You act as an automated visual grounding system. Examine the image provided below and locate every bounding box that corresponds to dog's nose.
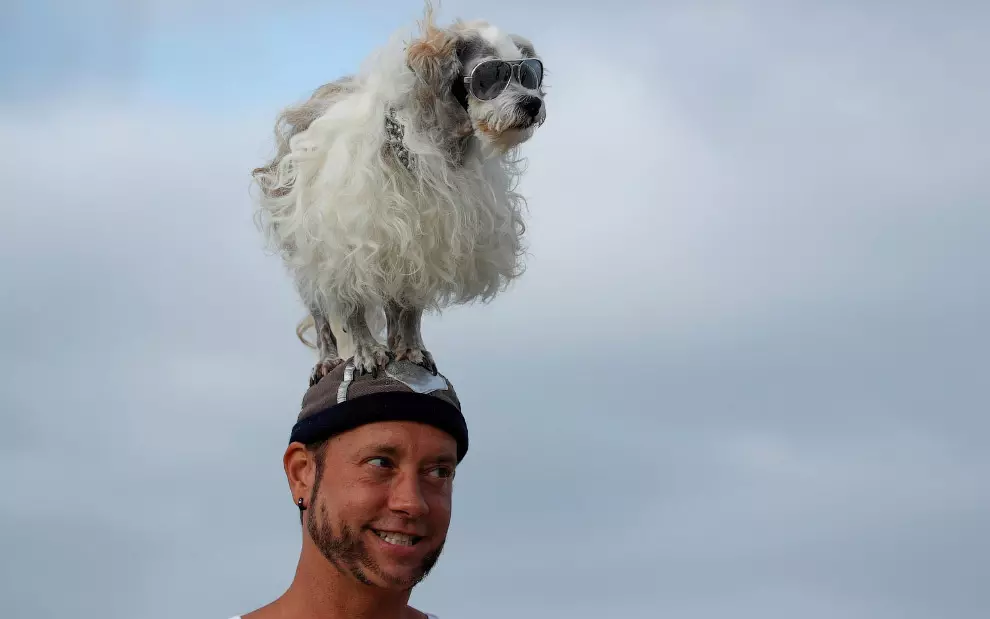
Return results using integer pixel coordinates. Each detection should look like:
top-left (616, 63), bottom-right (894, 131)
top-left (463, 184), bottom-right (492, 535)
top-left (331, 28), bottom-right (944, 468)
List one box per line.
top-left (518, 95), bottom-right (542, 118)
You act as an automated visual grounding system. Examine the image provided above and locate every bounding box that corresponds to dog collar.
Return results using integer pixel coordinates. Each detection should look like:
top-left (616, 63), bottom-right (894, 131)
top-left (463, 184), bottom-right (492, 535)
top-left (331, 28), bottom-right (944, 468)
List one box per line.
top-left (384, 107), bottom-right (473, 170)
top-left (384, 107), bottom-right (413, 172)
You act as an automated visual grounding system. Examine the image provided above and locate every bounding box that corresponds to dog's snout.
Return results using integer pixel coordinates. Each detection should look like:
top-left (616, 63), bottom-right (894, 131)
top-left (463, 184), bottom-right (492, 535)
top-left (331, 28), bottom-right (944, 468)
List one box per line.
top-left (518, 95), bottom-right (542, 118)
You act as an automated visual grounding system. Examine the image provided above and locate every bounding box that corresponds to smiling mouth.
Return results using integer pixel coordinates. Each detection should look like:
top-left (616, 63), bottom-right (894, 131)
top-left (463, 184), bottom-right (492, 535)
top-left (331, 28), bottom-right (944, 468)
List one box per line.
top-left (372, 529), bottom-right (424, 547)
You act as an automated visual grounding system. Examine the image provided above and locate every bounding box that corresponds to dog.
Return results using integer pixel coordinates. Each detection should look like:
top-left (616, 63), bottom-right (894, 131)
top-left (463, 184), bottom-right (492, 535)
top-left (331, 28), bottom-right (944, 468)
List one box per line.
top-left (251, 6), bottom-right (547, 384)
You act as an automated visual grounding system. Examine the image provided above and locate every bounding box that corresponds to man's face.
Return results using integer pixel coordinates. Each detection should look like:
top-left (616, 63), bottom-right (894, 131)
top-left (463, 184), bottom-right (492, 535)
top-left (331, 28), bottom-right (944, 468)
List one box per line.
top-left (305, 421), bottom-right (458, 590)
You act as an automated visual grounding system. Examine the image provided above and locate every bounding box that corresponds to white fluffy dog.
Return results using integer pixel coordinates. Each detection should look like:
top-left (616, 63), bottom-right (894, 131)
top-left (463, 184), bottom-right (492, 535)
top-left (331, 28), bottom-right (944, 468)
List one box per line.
top-left (251, 7), bottom-right (547, 383)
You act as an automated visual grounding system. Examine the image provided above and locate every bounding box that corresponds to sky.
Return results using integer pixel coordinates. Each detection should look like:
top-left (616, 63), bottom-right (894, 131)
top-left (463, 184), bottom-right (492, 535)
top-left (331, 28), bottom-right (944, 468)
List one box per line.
top-left (1, 1), bottom-right (989, 618)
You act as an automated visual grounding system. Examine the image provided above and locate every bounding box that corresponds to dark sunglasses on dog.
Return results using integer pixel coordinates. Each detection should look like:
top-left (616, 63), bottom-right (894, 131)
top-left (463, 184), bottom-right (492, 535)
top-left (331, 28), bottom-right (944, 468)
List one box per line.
top-left (464, 58), bottom-right (544, 101)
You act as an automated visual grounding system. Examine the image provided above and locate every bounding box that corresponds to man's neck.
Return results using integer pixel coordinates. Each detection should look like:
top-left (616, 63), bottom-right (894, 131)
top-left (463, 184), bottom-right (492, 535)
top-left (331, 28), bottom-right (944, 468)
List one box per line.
top-left (243, 545), bottom-right (424, 619)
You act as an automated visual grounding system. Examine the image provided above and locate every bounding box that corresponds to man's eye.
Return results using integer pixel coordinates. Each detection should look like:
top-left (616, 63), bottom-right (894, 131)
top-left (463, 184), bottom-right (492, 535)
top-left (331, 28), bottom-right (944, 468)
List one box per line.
top-left (429, 466), bottom-right (454, 479)
top-left (368, 457), bottom-right (393, 468)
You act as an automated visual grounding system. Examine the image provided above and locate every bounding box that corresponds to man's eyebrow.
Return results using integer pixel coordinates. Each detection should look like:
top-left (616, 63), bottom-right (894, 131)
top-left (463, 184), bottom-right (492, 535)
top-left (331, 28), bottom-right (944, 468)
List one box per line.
top-left (431, 453), bottom-right (457, 467)
top-left (357, 444), bottom-right (457, 466)
top-left (361, 444), bottom-right (402, 457)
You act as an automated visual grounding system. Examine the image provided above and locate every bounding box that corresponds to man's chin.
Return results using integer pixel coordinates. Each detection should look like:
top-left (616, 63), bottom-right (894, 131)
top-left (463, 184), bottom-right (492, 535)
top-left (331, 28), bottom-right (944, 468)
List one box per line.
top-left (362, 564), bottom-right (433, 591)
top-left (363, 528), bottom-right (443, 588)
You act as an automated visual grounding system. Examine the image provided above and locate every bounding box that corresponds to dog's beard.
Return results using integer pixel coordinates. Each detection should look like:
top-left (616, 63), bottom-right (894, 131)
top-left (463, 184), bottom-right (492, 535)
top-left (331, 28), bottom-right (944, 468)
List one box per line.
top-left (470, 100), bottom-right (542, 154)
top-left (306, 501), bottom-right (444, 589)
top-left (475, 123), bottom-right (536, 155)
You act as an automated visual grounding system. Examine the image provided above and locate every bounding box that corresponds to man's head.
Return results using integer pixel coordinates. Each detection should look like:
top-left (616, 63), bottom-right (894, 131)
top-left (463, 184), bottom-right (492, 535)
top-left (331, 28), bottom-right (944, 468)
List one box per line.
top-left (285, 420), bottom-right (457, 589)
top-left (283, 359), bottom-right (468, 591)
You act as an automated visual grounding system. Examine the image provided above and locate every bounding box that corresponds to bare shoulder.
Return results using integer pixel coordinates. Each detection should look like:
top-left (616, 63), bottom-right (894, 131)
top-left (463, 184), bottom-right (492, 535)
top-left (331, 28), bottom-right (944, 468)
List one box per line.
top-left (407, 606), bottom-right (439, 619)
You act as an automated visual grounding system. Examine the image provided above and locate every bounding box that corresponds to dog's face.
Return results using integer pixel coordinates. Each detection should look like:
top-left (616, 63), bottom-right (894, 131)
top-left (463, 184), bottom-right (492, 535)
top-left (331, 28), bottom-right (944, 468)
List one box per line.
top-left (407, 18), bottom-right (547, 154)
top-left (456, 24), bottom-right (547, 152)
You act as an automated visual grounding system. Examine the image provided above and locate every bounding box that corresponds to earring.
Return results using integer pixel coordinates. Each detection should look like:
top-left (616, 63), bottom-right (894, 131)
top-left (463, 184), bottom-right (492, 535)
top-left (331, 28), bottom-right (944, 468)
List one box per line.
top-left (297, 497), bottom-right (305, 510)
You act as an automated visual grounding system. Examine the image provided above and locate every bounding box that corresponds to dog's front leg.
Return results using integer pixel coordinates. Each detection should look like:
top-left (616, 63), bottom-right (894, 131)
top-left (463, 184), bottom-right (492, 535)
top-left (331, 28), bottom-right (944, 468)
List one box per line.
top-left (308, 308), bottom-right (343, 386)
top-left (385, 300), bottom-right (436, 374)
top-left (346, 307), bottom-right (392, 375)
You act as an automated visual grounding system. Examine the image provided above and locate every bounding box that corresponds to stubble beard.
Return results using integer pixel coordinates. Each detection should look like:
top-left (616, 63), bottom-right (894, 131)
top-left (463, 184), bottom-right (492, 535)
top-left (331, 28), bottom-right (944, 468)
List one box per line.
top-left (306, 500), bottom-right (445, 590)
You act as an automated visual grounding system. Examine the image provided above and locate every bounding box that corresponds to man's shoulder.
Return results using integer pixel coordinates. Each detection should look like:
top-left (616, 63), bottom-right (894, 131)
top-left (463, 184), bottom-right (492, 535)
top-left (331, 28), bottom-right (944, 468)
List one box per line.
top-left (228, 613), bottom-right (440, 616)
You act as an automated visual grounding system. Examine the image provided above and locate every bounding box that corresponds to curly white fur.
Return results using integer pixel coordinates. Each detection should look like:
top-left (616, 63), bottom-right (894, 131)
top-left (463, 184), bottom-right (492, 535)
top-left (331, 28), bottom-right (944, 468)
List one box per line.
top-left (252, 7), bottom-right (545, 376)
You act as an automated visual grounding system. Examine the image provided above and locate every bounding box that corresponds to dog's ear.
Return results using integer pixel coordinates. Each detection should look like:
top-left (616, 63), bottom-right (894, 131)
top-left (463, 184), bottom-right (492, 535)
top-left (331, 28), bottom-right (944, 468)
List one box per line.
top-left (509, 34), bottom-right (537, 59)
top-left (406, 11), bottom-right (466, 104)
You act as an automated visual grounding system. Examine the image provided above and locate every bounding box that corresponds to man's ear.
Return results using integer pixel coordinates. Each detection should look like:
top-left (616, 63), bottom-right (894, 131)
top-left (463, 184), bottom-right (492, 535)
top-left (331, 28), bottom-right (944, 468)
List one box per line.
top-left (284, 442), bottom-right (317, 506)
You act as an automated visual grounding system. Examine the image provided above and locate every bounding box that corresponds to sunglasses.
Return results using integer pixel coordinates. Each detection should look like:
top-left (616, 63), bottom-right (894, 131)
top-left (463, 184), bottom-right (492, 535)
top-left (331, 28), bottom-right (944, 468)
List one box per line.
top-left (464, 58), bottom-right (544, 101)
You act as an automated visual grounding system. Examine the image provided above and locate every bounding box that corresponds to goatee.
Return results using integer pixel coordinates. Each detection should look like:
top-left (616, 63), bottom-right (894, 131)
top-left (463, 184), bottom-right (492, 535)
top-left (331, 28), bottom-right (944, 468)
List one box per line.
top-left (307, 503), bottom-right (444, 588)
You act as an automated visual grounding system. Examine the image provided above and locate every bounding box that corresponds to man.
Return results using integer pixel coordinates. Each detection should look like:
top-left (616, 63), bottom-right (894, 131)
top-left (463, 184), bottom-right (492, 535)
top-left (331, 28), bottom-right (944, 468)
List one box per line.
top-left (230, 359), bottom-right (469, 619)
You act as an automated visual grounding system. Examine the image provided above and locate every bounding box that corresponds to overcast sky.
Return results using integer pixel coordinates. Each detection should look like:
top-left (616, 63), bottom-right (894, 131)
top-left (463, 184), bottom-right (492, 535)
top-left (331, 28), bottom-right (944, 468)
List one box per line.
top-left (2, 1), bottom-right (988, 618)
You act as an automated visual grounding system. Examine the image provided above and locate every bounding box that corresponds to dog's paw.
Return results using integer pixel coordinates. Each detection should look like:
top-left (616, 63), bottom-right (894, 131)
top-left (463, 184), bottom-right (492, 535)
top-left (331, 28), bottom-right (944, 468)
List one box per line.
top-left (396, 347), bottom-right (437, 375)
top-left (353, 341), bottom-right (393, 376)
top-left (309, 357), bottom-right (344, 387)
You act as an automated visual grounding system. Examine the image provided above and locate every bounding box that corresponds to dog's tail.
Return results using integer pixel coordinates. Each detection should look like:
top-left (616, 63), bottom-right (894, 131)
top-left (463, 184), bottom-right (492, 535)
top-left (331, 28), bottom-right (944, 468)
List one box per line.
top-left (296, 315), bottom-right (318, 349)
top-left (294, 312), bottom-right (366, 361)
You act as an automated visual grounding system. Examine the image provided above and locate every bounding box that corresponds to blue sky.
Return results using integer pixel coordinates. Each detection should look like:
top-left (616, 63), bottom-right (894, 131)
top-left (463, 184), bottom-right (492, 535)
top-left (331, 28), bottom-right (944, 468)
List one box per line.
top-left (2, 2), bottom-right (989, 619)
top-left (2, 2), bottom-right (398, 108)
top-left (137, 9), bottom-right (381, 106)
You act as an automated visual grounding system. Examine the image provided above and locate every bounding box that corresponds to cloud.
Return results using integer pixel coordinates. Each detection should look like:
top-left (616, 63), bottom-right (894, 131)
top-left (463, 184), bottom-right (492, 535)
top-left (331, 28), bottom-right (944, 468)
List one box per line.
top-left (2, 2), bottom-right (989, 619)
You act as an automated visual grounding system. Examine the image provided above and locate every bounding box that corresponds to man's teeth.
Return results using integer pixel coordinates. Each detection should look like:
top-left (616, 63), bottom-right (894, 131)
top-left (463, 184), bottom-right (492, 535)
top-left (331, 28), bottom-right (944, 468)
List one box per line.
top-left (374, 530), bottom-right (418, 546)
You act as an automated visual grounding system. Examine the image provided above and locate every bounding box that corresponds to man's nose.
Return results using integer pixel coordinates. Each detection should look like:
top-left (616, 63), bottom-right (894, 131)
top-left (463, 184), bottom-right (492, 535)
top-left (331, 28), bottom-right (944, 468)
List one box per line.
top-left (388, 471), bottom-right (429, 517)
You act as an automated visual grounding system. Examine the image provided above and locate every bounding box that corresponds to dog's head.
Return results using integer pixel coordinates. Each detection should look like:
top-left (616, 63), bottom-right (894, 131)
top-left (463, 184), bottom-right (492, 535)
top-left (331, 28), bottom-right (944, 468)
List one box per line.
top-left (406, 12), bottom-right (547, 155)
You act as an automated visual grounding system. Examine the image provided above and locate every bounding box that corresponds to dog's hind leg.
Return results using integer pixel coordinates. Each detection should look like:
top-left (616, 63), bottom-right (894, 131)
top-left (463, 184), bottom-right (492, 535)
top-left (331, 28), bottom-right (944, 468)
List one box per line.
top-left (385, 300), bottom-right (437, 375)
top-left (347, 307), bottom-right (393, 376)
top-left (386, 300), bottom-right (402, 353)
top-left (308, 307), bottom-right (344, 386)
